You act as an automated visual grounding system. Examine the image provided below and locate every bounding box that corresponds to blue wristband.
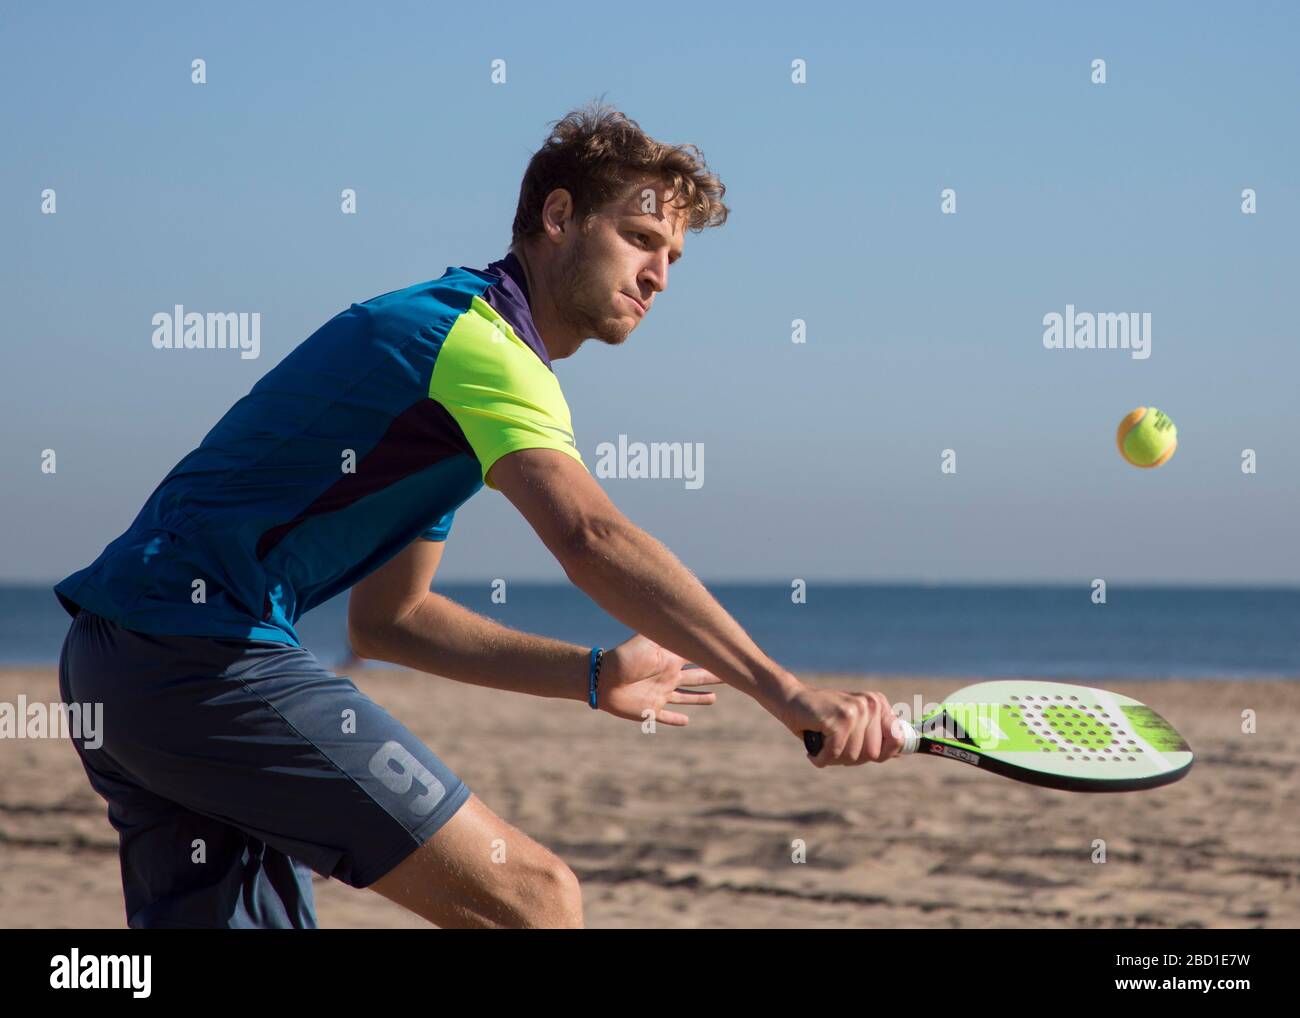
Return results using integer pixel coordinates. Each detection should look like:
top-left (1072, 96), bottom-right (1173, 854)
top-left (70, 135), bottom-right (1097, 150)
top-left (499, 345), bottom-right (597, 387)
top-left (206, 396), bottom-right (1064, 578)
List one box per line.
top-left (587, 647), bottom-right (604, 709)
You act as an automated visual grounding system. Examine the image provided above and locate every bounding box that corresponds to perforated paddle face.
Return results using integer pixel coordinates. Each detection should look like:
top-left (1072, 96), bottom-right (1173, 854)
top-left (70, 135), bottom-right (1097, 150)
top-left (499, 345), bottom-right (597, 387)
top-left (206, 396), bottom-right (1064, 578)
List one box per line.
top-left (917, 680), bottom-right (1193, 792)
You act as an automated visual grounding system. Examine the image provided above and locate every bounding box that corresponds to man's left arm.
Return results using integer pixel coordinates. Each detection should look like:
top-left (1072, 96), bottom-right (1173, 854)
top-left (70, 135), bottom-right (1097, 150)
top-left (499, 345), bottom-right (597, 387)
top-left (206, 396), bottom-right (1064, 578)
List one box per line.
top-left (347, 538), bottom-right (593, 702)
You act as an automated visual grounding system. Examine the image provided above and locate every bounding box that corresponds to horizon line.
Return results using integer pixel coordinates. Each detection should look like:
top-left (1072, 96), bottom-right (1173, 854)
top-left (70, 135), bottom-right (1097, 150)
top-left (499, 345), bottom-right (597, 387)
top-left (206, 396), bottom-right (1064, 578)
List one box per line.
top-left (4, 578), bottom-right (1299, 592)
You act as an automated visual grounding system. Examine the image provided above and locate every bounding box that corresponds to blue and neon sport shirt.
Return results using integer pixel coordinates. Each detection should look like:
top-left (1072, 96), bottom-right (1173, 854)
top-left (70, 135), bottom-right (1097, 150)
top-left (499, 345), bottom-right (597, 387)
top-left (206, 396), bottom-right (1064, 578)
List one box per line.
top-left (54, 253), bottom-right (585, 646)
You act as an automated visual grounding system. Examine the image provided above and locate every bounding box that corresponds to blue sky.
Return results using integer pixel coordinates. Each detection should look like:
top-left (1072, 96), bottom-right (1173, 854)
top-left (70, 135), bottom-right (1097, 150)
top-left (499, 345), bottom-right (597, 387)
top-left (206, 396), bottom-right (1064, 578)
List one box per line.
top-left (3, 1), bottom-right (1297, 584)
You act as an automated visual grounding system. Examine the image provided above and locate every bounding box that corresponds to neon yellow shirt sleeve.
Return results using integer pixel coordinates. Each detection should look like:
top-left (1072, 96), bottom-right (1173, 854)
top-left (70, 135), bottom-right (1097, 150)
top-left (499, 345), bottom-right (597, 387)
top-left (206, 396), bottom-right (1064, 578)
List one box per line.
top-left (428, 295), bottom-right (586, 490)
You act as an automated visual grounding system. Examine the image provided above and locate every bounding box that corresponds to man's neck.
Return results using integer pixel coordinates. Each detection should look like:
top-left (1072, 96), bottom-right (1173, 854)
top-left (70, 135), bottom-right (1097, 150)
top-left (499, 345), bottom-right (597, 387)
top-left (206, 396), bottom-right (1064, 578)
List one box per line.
top-left (510, 244), bottom-right (582, 361)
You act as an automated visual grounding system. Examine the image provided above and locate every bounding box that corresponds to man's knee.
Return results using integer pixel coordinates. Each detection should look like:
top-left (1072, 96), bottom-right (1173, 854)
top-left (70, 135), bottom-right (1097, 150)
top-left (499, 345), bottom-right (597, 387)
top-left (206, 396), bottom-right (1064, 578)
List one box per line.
top-left (509, 851), bottom-right (583, 928)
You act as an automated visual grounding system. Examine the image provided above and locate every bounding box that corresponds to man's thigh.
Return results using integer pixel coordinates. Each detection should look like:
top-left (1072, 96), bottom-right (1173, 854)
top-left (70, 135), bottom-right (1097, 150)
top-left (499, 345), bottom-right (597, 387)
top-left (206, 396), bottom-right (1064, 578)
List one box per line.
top-left (368, 793), bottom-right (583, 929)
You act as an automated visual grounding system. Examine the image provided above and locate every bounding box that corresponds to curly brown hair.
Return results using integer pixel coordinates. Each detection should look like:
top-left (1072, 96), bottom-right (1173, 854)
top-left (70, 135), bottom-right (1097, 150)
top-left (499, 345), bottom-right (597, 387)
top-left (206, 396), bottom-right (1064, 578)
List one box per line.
top-left (510, 100), bottom-right (729, 249)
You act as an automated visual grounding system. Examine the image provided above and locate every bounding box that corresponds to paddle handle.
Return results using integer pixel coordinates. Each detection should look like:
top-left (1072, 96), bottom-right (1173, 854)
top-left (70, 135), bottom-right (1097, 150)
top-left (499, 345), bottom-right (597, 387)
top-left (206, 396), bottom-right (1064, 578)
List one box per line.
top-left (803, 717), bottom-right (921, 758)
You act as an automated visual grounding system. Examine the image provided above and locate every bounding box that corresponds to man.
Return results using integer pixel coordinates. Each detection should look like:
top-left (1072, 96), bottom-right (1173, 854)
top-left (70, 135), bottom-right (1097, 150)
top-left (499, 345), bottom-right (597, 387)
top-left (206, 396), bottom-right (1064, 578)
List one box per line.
top-left (55, 103), bottom-right (902, 929)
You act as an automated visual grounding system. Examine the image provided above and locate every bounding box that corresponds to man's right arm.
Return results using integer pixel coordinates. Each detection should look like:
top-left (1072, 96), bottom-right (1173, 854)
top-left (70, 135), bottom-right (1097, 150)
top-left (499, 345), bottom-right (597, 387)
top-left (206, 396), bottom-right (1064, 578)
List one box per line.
top-left (487, 446), bottom-right (903, 766)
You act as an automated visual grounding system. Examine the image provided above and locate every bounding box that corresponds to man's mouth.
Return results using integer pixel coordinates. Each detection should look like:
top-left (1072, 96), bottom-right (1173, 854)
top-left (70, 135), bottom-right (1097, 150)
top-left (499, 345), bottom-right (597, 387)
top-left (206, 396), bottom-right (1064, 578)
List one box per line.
top-left (622, 292), bottom-right (647, 317)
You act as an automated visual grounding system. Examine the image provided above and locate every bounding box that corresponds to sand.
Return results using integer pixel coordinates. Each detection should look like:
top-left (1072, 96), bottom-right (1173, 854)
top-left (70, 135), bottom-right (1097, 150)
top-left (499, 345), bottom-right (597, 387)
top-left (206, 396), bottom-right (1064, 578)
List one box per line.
top-left (1, 666), bottom-right (1295, 928)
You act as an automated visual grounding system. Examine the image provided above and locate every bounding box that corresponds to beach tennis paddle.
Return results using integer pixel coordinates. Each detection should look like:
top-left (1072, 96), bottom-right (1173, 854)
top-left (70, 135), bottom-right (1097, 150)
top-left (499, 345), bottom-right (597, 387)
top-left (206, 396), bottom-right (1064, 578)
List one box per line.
top-left (802, 679), bottom-right (1193, 792)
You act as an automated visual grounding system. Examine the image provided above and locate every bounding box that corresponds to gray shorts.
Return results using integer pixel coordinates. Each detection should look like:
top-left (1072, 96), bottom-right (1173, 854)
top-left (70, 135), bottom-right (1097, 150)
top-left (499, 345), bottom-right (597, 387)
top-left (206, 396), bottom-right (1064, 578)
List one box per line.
top-left (57, 609), bottom-right (471, 928)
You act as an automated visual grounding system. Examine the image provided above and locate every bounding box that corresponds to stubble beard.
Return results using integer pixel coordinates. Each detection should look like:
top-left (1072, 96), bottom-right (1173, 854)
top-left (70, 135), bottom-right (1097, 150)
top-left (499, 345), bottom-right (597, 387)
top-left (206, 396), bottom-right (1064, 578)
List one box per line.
top-left (553, 237), bottom-right (633, 348)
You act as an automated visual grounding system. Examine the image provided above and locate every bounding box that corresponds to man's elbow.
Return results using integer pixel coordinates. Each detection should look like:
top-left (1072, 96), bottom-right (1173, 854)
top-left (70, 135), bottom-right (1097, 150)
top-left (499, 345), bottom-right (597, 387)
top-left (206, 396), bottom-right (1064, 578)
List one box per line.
top-left (347, 615), bottom-right (385, 661)
top-left (554, 515), bottom-right (630, 582)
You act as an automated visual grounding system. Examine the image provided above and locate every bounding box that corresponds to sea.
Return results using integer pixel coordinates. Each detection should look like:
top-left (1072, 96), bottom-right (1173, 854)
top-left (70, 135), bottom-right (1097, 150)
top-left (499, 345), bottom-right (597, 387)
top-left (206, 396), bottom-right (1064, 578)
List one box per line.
top-left (3, 582), bottom-right (1297, 680)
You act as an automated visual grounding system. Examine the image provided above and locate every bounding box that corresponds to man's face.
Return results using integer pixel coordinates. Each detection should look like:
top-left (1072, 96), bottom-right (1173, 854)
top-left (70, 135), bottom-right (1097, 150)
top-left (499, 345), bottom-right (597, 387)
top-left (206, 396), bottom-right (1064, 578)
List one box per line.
top-left (551, 180), bottom-right (687, 347)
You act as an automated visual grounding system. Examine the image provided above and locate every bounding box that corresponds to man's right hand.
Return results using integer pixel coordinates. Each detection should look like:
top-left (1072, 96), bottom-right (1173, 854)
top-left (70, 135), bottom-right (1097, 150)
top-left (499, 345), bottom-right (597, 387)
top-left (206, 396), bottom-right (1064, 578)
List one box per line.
top-left (774, 683), bottom-right (907, 767)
